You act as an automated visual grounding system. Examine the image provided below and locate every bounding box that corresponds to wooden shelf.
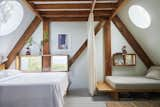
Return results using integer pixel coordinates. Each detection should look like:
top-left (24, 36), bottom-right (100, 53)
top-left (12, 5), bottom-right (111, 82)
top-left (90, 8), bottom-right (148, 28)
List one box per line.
top-left (0, 64), bottom-right (5, 70)
top-left (113, 53), bottom-right (136, 66)
top-left (96, 82), bottom-right (114, 92)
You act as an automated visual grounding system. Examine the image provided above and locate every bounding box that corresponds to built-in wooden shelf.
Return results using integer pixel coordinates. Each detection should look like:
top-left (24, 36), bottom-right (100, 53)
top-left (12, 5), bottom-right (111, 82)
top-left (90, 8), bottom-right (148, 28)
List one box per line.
top-left (96, 82), bottom-right (114, 92)
top-left (113, 53), bottom-right (136, 66)
top-left (0, 64), bottom-right (5, 70)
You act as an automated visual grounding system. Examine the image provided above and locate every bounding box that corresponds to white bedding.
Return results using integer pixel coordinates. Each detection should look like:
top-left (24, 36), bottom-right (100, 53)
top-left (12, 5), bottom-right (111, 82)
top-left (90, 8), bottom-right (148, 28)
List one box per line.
top-left (0, 72), bottom-right (69, 107)
top-left (106, 76), bottom-right (160, 90)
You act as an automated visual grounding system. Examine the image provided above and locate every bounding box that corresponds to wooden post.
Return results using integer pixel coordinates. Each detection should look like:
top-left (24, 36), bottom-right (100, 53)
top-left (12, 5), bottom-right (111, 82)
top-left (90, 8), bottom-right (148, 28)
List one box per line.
top-left (42, 19), bottom-right (51, 71)
top-left (103, 20), bottom-right (112, 76)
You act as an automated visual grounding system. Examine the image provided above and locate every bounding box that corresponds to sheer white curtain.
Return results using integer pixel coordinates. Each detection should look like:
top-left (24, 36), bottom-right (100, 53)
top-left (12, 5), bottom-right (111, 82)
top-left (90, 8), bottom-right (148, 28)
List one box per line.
top-left (87, 13), bottom-right (97, 96)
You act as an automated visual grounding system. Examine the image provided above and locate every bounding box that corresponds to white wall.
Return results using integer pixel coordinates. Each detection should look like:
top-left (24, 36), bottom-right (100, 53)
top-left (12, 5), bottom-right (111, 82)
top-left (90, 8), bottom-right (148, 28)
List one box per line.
top-left (118, 0), bottom-right (160, 65)
top-left (50, 22), bottom-right (88, 89)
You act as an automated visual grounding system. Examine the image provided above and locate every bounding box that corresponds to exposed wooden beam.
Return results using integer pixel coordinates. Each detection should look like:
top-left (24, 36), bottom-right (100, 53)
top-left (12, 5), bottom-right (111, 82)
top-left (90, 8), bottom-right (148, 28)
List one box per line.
top-left (69, 40), bottom-right (87, 67)
top-left (42, 19), bottom-right (51, 71)
top-left (22, 0), bottom-right (42, 20)
top-left (40, 10), bottom-right (113, 17)
top-left (112, 15), bottom-right (154, 68)
top-left (34, 3), bottom-right (118, 10)
top-left (109, 0), bottom-right (128, 20)
top-left (103, 20), bottom-right (112, 76)
top-left (69, 20), bottom-right (106, 67)
top-left (5, 17), bottom-right (41, 68)
top-left (28, 0), bottom-right (118, 3)
top-left (45, 16), bottom-right (107, 21)
top-left (95, 20), bottom-right (106, 34)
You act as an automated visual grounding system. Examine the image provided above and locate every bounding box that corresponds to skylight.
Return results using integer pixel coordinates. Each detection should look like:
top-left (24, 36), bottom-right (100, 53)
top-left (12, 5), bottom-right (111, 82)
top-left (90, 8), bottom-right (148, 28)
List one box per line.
top-left (0, 1), bottom-right (24, 36)
top-left (128, 5), bottom-right (151, 29)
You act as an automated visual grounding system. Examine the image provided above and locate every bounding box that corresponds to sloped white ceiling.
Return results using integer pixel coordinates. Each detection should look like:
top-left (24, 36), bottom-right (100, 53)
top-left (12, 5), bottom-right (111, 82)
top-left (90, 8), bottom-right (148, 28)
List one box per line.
top-left (118, 0), bottom-right (160, 65)
top-left (0, 0), bottom-right (35, 57)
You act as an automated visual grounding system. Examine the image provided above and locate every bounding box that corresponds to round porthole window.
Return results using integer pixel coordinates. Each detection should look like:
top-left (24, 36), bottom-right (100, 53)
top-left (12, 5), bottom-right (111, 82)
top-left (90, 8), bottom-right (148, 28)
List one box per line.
top-left (0, 1), bottom-right (24, 36)
top-left (128, 5), bottom-right (151, 29)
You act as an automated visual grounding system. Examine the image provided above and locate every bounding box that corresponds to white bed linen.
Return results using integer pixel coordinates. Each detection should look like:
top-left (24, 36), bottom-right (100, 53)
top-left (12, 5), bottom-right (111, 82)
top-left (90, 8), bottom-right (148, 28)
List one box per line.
top-left (0, 72), bottom-right (68, 107)
top-left (106, 76), bottom-right (160, 90)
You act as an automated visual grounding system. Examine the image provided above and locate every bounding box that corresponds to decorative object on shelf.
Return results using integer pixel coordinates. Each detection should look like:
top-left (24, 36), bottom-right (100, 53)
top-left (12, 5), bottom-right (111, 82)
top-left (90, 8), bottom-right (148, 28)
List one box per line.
top-left (26, 47), bottom-right (31, 55)
top-left (113, 53), bottom-right (136, 66)
top-left (121, 45), bottom-right (127, 54)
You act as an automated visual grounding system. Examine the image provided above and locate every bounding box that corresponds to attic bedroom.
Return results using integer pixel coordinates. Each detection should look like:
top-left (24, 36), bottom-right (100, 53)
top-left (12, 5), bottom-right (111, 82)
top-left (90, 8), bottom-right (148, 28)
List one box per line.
top-left (0, 0), bottom-right (160, 107)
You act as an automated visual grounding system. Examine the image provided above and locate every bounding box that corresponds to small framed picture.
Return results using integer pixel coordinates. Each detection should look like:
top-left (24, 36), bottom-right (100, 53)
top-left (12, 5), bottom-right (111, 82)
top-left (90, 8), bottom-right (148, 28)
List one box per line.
top-left (58, 34), bottom-right (71, 50)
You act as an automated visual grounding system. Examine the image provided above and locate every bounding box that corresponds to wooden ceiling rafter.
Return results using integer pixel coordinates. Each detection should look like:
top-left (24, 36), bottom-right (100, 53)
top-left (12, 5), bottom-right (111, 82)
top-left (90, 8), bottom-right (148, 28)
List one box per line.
top-left (25, 0), bottom-right (122, 21)
top-left (22, 0), bottom-right (42, 20)
top-left (28, 0), bottom-right (119, 3)
top-left (109, 0), bottom-right (128, 20)
top-left (44, 16), bottom-right (108, 21)
top-left (33, 3), bottom-right (118, 10)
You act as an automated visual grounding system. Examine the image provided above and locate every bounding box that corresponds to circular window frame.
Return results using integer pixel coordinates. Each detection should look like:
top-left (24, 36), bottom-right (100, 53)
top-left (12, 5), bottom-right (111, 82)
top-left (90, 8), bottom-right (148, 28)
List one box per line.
top-left (0, 1), bottom-right (24, 36)
top-left (128, 5), bottom-right (151, 29)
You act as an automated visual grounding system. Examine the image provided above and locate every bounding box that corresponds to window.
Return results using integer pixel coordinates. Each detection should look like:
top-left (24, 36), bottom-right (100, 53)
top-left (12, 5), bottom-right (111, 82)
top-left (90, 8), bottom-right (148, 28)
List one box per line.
top-left (0, 1), bottom-right (24, 36)
top-left (19, 56), bottom-right (42, 72)
top-left (51, 55), bottom-right (68, 72)
top-left (128, 5), bottom-right (151, 29)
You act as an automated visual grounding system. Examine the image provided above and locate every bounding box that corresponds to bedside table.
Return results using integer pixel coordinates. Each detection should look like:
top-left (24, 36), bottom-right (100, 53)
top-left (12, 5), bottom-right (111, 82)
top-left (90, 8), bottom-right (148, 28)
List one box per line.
top-left (0, 64), bottom-right (5, 70)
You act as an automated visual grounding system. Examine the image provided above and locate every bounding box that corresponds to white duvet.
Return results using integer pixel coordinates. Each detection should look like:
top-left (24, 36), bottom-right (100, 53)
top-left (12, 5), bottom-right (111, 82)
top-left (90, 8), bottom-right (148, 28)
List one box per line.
top-left (0, 72), bottom-right (69, 107)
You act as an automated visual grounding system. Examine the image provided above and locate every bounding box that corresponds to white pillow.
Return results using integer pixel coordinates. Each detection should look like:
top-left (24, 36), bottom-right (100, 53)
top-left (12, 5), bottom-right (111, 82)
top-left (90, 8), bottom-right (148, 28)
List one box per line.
top-left (145, 69), bottom-right (160, 80)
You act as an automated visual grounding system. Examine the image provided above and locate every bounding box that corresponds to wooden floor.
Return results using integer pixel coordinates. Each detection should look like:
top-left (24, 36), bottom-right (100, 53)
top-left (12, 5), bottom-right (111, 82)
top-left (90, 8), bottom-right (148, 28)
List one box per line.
top-left (106, 101), bottom-right (160, 107)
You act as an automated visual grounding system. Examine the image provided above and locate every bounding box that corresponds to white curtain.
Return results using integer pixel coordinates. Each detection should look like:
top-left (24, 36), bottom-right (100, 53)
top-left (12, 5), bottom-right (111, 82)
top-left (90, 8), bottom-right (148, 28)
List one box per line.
top-left (87, 13), bottom-right (97, 96)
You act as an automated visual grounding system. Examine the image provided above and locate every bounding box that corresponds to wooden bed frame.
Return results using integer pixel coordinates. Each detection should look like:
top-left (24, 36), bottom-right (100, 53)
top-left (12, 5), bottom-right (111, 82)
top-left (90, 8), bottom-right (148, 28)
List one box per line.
top-left (96, 81), bottom-right (160, 100)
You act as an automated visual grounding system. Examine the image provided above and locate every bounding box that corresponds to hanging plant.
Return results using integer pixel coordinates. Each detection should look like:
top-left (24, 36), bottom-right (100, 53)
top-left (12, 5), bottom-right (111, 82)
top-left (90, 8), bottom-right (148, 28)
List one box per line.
top-left (27, 37), bottom-right (33, 47)
top-left (43, 31), bottom-right (49, 43)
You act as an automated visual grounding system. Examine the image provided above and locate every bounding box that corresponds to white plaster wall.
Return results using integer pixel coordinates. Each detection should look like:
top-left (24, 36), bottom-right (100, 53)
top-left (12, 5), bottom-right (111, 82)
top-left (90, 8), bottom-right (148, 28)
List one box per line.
top-left (118, 0), bottom-right (160, 65)
top-left (50, 22), bottom-right (88, 89)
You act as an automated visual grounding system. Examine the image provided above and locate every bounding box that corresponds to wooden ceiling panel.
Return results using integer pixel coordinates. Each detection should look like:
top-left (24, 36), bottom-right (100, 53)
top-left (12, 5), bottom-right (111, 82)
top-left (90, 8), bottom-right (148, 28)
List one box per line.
top-left (45, 16), bottom-right (107, 21)
top-left (25, 0), bottom-right (125, 21)
top-left (40, 10), bottom-right (113, 18)
top-left (34, 3), bottom-right (118, 10)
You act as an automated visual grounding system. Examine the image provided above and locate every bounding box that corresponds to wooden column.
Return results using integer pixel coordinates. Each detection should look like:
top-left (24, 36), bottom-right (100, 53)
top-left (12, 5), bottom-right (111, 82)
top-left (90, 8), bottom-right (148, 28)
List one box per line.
top-left (42, 19), bottom-right (50, 71)
top-left (103, 20), bottom-right (112, 76)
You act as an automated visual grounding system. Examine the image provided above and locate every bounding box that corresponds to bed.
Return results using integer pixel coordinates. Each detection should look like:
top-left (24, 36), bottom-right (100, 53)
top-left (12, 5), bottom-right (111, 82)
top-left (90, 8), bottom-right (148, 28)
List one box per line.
top-left (0, 70), bottom-right (69, 107)
top-left (106, 76), bottom-right (160, 90)
top-left (105, 66), bottom-right (160, 100)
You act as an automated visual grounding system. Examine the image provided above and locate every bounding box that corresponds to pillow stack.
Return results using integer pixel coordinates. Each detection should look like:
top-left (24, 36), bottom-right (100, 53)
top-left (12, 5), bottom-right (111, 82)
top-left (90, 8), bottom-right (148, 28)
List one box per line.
top-left (145, 66), bottom-right (160, 80)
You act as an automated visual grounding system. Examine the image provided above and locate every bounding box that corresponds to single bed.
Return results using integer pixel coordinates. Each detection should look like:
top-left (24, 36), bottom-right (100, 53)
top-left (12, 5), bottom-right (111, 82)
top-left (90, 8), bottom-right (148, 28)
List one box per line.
top-left (106, 76), bottom-right (160, 90)
top-left (105, 66), bottom-right (160, 100)
top-left (0, 70), bottom-right (69, 107)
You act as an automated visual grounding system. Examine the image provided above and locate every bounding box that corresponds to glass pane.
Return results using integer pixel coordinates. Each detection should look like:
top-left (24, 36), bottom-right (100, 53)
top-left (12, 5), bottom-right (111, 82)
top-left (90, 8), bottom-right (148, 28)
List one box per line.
top-left (20, 56), bottom-right (42, 72)
top-left (51, 56), bottom-right (68, 72)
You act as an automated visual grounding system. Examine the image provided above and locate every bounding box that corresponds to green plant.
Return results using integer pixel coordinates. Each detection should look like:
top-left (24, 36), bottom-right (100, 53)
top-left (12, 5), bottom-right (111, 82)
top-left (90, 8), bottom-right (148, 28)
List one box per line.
top-left (27, 37), bottom-right (32, 46)
top-left (43, 31), bottom-right (49, 43)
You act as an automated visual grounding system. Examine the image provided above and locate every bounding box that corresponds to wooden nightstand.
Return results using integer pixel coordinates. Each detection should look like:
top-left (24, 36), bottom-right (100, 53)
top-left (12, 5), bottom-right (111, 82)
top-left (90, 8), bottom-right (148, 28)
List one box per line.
top-left (0, 64), bottom-right (5, 70)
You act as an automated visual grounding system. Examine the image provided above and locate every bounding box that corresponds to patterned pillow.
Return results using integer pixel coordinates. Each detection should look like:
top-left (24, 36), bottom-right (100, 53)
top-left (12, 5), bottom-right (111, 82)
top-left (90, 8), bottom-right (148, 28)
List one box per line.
top-left (145, 69), bottom-right (160, 80)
